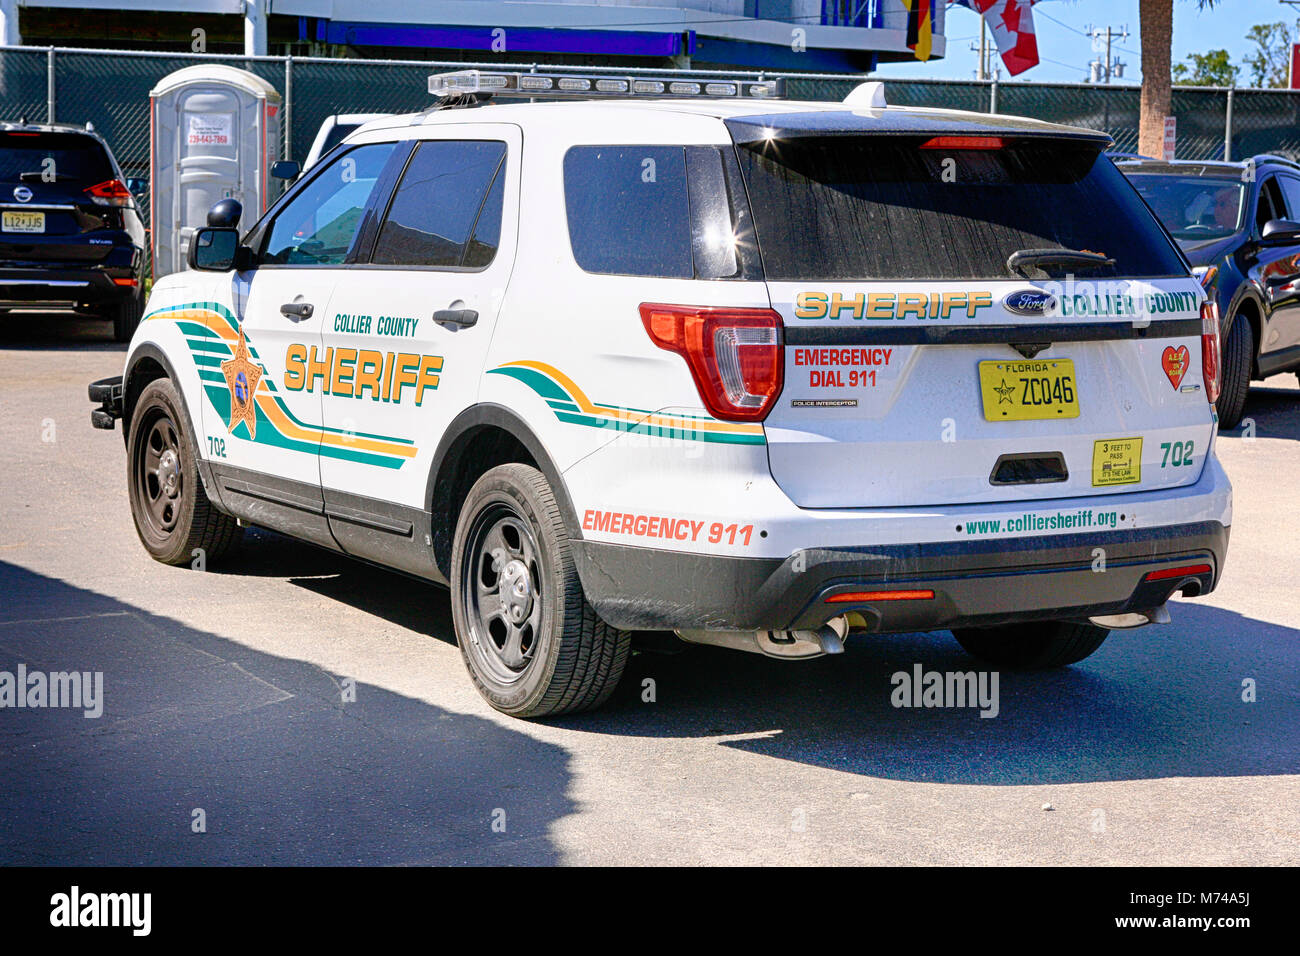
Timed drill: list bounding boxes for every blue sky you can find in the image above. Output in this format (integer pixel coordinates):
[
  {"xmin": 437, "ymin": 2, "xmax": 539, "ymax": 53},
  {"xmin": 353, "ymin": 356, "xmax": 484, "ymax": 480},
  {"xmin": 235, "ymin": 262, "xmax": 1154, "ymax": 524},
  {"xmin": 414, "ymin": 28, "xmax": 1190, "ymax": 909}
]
[{"xmin": 873, "ymin": 0, "xmax": 1296, "ymax": 84}]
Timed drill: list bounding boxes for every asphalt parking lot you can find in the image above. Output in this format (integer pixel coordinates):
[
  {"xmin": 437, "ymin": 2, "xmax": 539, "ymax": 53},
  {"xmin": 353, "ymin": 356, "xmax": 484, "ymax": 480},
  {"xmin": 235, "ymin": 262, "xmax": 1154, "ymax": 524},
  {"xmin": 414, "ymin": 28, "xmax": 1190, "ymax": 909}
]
[{"xmin": 1, "ymin": 312, "xmax": 1297, "ymax": 866}]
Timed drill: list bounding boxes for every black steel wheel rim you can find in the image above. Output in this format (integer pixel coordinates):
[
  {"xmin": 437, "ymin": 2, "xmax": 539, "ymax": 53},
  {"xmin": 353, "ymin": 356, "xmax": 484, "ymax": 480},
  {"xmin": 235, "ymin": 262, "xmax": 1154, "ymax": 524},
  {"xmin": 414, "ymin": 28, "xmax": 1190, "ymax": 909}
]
[
  {"xmin": 461, "ymin": 502, "xmax": 544, "ymax": 685},
  {"xmin": 135, "ymin": 410, "xmax": 183, "ymax": 539}
]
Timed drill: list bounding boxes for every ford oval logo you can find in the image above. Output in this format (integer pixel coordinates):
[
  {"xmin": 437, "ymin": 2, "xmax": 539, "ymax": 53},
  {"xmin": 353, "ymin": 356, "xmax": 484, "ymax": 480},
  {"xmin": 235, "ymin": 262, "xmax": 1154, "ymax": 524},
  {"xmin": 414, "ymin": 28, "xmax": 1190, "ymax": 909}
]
[
  {"xmin": 1003, "ymin": 289, "xmax": 1057, "ymax": 317},
  {"xmin": 12, "ymin": 186, "xmax": 32, "ymax": 203}
]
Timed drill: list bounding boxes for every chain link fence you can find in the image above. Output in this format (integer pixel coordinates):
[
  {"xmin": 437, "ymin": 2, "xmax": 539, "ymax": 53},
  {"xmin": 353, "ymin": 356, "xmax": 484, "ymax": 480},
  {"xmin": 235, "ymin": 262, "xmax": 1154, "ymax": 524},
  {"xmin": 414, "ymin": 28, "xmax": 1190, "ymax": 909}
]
[{"xmin": 5, "ymin": 44, "xmax": 1300, "ymax": 266}]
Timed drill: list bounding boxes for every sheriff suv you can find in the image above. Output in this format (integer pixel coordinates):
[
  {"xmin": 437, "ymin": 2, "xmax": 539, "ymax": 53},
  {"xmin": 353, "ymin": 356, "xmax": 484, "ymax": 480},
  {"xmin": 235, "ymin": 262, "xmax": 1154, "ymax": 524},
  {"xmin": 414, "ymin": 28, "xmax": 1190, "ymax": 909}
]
[
  {"xmin": 1, "ymin": 120, "xmax": 146, "ymax": 341},
  {"xmin": 89, "ymin": 72, "xmax": 1232, "ymax": 718}
]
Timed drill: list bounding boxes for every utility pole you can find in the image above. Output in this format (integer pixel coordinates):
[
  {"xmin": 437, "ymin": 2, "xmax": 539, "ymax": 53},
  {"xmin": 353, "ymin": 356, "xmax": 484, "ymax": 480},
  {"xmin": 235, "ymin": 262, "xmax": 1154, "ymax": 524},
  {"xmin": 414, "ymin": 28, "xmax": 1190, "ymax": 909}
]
[
  {"xmin": 972, "ymin": 18, "xmax": 998, "ymax": 81},
  {"xmin": 1087, "ymin": 24, "xmax": 1129, "ymax": 84}
]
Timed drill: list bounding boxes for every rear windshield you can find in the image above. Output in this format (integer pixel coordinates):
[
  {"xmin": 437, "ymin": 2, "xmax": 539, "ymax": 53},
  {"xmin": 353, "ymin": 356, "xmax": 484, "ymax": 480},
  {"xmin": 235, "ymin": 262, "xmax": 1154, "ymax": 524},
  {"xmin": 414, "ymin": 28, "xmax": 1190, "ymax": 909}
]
[
  {"xmin": 0, "ymin": 132, "xmax": 113, "ymax": 186},
  {"xmin": 734, "ymin": 136, "xmax": 1186, "ymax": 281},
  {"xmin": 1125, "ymin": 173, "xmax": 1245, "ymax": 241}
]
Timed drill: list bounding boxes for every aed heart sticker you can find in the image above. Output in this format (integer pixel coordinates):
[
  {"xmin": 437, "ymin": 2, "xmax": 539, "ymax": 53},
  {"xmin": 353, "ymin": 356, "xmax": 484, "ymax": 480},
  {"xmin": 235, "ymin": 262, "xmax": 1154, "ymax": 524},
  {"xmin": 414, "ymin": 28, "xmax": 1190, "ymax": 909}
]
[{"xmin": 1162, "ymin": 345, "xmax": 1190, "ymax": 390}]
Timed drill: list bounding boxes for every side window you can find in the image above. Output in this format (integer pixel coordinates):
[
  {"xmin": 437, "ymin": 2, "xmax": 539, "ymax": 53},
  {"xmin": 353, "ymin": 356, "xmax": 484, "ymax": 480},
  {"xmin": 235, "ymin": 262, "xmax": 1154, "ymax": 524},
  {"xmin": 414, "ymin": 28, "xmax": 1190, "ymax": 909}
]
[
  {"xmin": 1257, "ymin": 176, "xmax": 1285, "ymax": 233},
  {"xmin": 371, "ymin": 140, "xmax": 506, "ymax": 268},
  {"xmin": 261, "ymin": 143, "xmax": 395, "ymax": 265},
  {"xmin": 564, "ymin": 146, "xmax": 692, "ymax": 278},
  {"xmin": 1277, "ymin": 176, "xmax": 1300, "ymax": 223}
]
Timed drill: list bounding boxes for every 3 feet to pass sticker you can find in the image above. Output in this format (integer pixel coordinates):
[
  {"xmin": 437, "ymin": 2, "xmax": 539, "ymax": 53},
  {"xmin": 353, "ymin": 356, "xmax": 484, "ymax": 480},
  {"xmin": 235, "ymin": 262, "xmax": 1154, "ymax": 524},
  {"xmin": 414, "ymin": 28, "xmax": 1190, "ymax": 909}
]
[{"xmin": 1093, "ymin": 437, "xmax": 1142, "ymax": 486}]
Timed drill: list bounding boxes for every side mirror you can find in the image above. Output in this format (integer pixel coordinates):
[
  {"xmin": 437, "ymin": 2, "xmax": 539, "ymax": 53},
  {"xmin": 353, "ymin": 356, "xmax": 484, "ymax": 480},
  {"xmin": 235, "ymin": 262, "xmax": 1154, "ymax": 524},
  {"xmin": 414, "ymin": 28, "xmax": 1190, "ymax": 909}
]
[
  {"xmin": 126, "ymin": 177, "xmax": 147, "ymax": 197},
  {"xmin": 1261, "ymin": 218, "xmax": 1300, "ymax": 243},
  {"xmin": 207, "ymin": 198, "xmax": 242, "ymax": 228},
  {"xmin": 188, "ymin": 227, "xmax": 241, "ymax": 272},
  {"xmin": 271, "ymin": 160, "xmax": 300, "ymax": 180}
]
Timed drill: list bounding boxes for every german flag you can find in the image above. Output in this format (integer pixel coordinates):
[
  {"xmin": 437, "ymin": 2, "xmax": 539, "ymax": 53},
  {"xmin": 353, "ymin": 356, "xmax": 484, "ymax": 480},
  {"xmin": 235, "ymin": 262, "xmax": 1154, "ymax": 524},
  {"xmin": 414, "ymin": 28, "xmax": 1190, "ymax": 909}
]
[{"xmin": 903, "ymin": 0, "xmax": 933, "ymax": 61}]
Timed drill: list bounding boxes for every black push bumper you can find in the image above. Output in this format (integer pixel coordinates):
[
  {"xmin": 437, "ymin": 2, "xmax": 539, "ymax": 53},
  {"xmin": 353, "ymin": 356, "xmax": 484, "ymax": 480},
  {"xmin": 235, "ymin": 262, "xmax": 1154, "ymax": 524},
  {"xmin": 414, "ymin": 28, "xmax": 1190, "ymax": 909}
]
[
  {"xmin": 88, "ymin": 375, "xmax": 123, "ymax": 430},
  {"xmin": 573, "ymin": 521, "xmax": 1229, "ymax": 632}
]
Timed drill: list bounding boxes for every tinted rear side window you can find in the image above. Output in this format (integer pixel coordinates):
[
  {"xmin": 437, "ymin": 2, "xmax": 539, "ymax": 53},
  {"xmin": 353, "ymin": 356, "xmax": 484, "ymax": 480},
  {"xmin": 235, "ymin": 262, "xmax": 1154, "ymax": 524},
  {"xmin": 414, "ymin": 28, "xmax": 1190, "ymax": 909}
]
[
  {"xmin": 372, "ymin": 140, "xmax": 506, "ymax": 268},
  {"xmin": 565, "ymin": 146, "xmax": 692, "ymax": 277},
  {"xmin": 0, "ymin": 132, "xmax": 113, "ymax": 186},
  {"xmin": 734, "ymin": 136, "xmax": 1186, "ymax": 280}
]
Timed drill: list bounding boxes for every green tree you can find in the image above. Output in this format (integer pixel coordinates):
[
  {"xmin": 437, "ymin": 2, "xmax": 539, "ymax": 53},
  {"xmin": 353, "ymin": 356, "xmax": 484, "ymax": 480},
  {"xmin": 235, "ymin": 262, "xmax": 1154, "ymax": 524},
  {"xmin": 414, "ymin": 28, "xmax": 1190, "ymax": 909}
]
[
  {"xmin": 1243, "ymin": 20, "xmax": 1296, "ymax": 88},
  {"xmin": 1172, "ymin": 48, "xmax": 1239, "ymax": 86}
]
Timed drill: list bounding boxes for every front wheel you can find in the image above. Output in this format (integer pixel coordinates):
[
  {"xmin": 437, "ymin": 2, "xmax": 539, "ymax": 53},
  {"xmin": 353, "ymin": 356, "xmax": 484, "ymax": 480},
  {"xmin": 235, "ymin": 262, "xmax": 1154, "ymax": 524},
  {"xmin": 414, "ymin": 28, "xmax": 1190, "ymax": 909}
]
[
  {"xmin": 126, "ymin": 377, "xmax": 241, "ymax": 565},
  {"xmin": 951, "ymin": 621, "xmax": 1110, "ymax": 669},
  {"xmin": 450, "ymin": 463, "xmax": 631, "ymax": 718},
  {"xmin": 1216, "ymin": 313, "xmax": 1253, "ymax": 430}
]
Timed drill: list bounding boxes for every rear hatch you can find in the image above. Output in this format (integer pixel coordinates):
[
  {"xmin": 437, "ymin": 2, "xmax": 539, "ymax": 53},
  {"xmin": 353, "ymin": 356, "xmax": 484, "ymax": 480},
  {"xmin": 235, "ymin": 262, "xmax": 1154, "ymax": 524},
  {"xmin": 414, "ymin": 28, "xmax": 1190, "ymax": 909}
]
[
  {"xmin": 0, "ymin": 130, "xmax": 123, "ymax": 264},
  {"xmin": 727, "ymin": 114, "xmax": 1213, "ymax": 508}
]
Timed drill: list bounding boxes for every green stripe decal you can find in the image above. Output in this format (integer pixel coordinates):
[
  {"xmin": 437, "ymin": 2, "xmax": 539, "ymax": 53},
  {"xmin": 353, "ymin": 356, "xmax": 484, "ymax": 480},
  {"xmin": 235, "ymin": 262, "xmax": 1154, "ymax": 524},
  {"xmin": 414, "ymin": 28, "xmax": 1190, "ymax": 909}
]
[{"xmin": 490, "ymin": 365, "xmax": 765, "ymax": 445}]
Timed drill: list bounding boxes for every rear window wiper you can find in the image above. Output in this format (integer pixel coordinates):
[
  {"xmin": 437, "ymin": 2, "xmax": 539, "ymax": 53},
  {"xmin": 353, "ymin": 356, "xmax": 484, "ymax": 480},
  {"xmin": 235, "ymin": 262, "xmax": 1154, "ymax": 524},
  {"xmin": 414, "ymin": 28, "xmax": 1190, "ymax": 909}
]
[
  {"xmin": 17, "ymin": 170, "xmax": 78, "ymax": 183},
  {"xmin": 1007, "ymin": 247, "xmax": 1116, "ymax": 278}
]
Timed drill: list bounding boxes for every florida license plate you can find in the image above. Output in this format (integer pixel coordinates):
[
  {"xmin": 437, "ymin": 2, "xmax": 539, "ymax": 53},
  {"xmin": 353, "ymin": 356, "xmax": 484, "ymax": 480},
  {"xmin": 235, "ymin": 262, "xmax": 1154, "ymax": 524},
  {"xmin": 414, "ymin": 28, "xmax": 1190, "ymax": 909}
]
[
  {"xmin": 2, "ymin": 210, "xmax": 45, "ymax": 233},
  {"xmin": 979, "ymin": 359, "xmax": 1080, "ymax": 421}
]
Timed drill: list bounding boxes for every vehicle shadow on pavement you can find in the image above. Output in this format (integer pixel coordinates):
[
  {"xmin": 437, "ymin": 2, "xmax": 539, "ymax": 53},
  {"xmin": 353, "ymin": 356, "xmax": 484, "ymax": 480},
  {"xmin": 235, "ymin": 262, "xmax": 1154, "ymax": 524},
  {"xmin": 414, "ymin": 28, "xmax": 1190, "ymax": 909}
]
[
  {"xmin": 1220, "ymin": 382, "xmax": 1300, "ymax": 442},
  {"xmin": 0, "ymin": 560, "xmax": 570, "ymax": 865},
  {"xmin": 205, "ymin": 528, "xmax": 1300, "ymax": 787},
  {"xmin": 0, "ymin": 311, "xmax": 126, "ymax": 352},
  {"xmin": 570, "ymin": 600, "xmax": 1300, "ymax": 785}
]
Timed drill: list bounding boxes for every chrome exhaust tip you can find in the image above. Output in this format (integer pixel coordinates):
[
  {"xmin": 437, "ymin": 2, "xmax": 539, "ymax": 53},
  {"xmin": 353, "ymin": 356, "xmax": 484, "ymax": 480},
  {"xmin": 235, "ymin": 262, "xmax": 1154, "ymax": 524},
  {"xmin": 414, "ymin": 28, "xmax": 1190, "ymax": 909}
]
[{"xmin": 1089, "ymin": 604, "xmax": 1171, "ymax": 629}]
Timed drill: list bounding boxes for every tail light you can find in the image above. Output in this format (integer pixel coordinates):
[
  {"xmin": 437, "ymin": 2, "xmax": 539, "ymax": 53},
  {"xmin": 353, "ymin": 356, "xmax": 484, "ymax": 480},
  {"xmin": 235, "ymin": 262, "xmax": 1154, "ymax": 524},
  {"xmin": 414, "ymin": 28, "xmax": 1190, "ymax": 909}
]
[
  {"xmin": 639, "ymin": 303, "xmax": 783, "ymax": 422},
  {"xmin": 84, "ymin": 179, "xmax": 132, "ymax": 208},
  {"xmin": 1201, "ymin": 299, "xmax": 1221, "ymax": 405}
]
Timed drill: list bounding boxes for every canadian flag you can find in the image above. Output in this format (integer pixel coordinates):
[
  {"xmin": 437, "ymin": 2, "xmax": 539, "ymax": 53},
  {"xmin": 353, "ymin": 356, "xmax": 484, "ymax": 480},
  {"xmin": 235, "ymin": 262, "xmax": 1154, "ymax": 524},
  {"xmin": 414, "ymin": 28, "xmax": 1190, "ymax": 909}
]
[{"xmin": 953, "ymin": 0, "xmax": 1040, "ymax": 76}]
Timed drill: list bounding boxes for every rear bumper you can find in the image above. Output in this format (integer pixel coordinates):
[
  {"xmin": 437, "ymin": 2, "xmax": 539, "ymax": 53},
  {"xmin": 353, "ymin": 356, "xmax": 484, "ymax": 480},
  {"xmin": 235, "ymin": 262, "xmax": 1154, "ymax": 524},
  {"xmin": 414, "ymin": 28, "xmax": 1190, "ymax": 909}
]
[
  {"xmin": 0, "ymin": 267, "xmax": 137, "ymax": 308},
  {"xmin": 574, "ymin": 520, "xmax": 1229, "ymax": 632}
]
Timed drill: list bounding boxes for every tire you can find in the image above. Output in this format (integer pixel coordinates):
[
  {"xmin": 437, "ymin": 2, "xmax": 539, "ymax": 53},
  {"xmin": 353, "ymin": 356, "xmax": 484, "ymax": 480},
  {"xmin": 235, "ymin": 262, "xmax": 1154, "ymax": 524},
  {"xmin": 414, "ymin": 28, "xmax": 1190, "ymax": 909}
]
[
  {"xmin": 450, "ymin": 463, "xmax": 631, "ymax": 718},
  {"xmin": 110, "ymin": 288, "xmax": 143, "ymax": 343},
  {"xmin": 126, "ymin": 377, "xmax": 241, "ymax": 566},
  {"xmin": 951, "ymin": 621, "xmax": 1110, "ymax": 669},
  {"xmin": 1216, "ymin": 313, "xmax": 1253, "ymax": 430}
]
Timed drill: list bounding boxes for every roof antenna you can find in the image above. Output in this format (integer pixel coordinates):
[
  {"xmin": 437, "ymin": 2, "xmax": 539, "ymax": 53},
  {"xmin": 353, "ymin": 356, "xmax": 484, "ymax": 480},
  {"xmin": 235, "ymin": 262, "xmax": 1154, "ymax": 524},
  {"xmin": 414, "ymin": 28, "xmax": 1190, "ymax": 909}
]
[{"xmin": 18, "ymin": 115, "xmax": 27, "ymax": 125}]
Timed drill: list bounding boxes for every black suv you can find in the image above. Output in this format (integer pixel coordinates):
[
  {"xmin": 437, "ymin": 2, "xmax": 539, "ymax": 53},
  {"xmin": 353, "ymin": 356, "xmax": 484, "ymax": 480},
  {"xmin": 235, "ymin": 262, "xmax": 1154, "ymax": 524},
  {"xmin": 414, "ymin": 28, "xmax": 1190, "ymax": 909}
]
[
  {"xmin": 1120, "ymin": 155, "xmax": 1300, "ymax": 429},
  {"xmin": 0, "ymin": 121, "xmax": 146, "ymax": 341}
]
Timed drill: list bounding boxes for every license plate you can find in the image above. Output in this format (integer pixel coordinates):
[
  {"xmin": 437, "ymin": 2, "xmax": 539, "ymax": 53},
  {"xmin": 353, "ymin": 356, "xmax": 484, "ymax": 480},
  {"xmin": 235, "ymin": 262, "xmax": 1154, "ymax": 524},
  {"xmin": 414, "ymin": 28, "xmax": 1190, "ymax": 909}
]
[
  {"xmin": 979, "ymin": 359, "xmax": 1080, "ymax": 421},
  {"xmin": 1093, "ymin": 437, "xmax": 1142, "ymax": 486},
  {"xmin": 2, "ymin": 210, "xmax": 45, "ymax": 233}
]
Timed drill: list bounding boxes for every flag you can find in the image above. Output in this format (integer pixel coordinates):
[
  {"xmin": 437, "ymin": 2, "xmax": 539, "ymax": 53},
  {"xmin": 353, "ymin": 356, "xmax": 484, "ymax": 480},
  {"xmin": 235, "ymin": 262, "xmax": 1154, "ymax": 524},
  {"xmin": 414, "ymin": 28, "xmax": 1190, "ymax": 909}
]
[
  {"xmin": 903, "ymin": 0, "xmax": 934, "ymax": 62},
  {"xmin": 953, "ymin": 0, "xmax": 1040, "ymax": 76}
]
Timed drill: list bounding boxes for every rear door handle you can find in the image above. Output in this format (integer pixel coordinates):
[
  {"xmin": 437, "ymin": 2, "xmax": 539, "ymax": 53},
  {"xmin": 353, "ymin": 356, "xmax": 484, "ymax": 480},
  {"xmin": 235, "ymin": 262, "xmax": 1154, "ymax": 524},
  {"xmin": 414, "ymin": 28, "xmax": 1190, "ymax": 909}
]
[
  {"xmin": 433, "ymin": 308, "xmax": 478, "ymax": 328},
  {"xmin": 280, "ymin": 301, "xmax": 314, "ymax": 320}
]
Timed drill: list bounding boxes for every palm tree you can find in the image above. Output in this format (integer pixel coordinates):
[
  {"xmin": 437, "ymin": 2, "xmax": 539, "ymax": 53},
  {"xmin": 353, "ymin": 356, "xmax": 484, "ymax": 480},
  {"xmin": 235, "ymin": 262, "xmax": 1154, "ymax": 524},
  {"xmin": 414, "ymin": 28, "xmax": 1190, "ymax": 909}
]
[{"xmin": 1139, "ymin": 0, "xmax": 1219, "ymax": 158}]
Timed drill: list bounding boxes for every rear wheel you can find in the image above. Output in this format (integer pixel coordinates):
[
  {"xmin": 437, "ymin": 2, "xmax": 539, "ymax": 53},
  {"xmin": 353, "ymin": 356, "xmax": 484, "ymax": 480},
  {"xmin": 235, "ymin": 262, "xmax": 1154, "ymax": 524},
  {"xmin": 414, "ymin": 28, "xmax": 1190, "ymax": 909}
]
[
  {"xmin": 1216, "ymin": 313, "xmax": 1253, "ymax": 430},
  {"xmin": 109, "ymin": 288, "xmax": 143, "ymax": 343},
  {"xmin": 951, "ymin": 621, "xmax": 1110, "ymax": 669},
  {"xmin": 127, "ymin": 377, "xmax": 240, "ymax": 565},
  {"xmin": 450, "ymin": 463, "xmax": 631, "ymax": 718}
]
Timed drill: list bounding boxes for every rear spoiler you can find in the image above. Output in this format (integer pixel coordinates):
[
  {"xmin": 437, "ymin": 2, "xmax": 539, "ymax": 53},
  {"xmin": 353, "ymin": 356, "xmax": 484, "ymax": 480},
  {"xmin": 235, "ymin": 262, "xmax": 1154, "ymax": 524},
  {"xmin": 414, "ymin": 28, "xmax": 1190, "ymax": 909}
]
[{"xmin": 725, "ymin": 111, "xmax": 1113, "ymax": 148}]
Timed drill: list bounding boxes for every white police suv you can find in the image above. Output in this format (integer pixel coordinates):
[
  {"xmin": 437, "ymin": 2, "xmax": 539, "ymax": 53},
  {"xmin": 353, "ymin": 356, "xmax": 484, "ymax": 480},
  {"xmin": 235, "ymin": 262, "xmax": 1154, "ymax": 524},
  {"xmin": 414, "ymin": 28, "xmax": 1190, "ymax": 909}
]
[{"xmin": 90, "ymin": 71, "xmax": 1232, "ymax": 717}]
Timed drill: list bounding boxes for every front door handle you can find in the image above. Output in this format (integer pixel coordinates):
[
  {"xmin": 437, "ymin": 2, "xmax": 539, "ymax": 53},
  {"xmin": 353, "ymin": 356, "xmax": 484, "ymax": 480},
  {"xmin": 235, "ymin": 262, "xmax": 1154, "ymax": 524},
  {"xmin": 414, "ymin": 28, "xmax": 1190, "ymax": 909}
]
[
  {"xmin": 434, "ymin": 308, "xmax": 478, "ymax": 328},
  {"xmin": 280, "ymin": 301, "xmax": 314, "ymax": 320}
]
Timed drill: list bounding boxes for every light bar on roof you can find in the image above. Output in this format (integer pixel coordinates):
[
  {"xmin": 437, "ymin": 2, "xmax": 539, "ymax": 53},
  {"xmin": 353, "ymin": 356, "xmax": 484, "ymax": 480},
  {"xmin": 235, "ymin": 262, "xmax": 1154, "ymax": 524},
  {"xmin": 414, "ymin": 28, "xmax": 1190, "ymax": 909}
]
[{"xmin": 427, "ymin": 70, "xmax": 783, "ymax": 101}]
